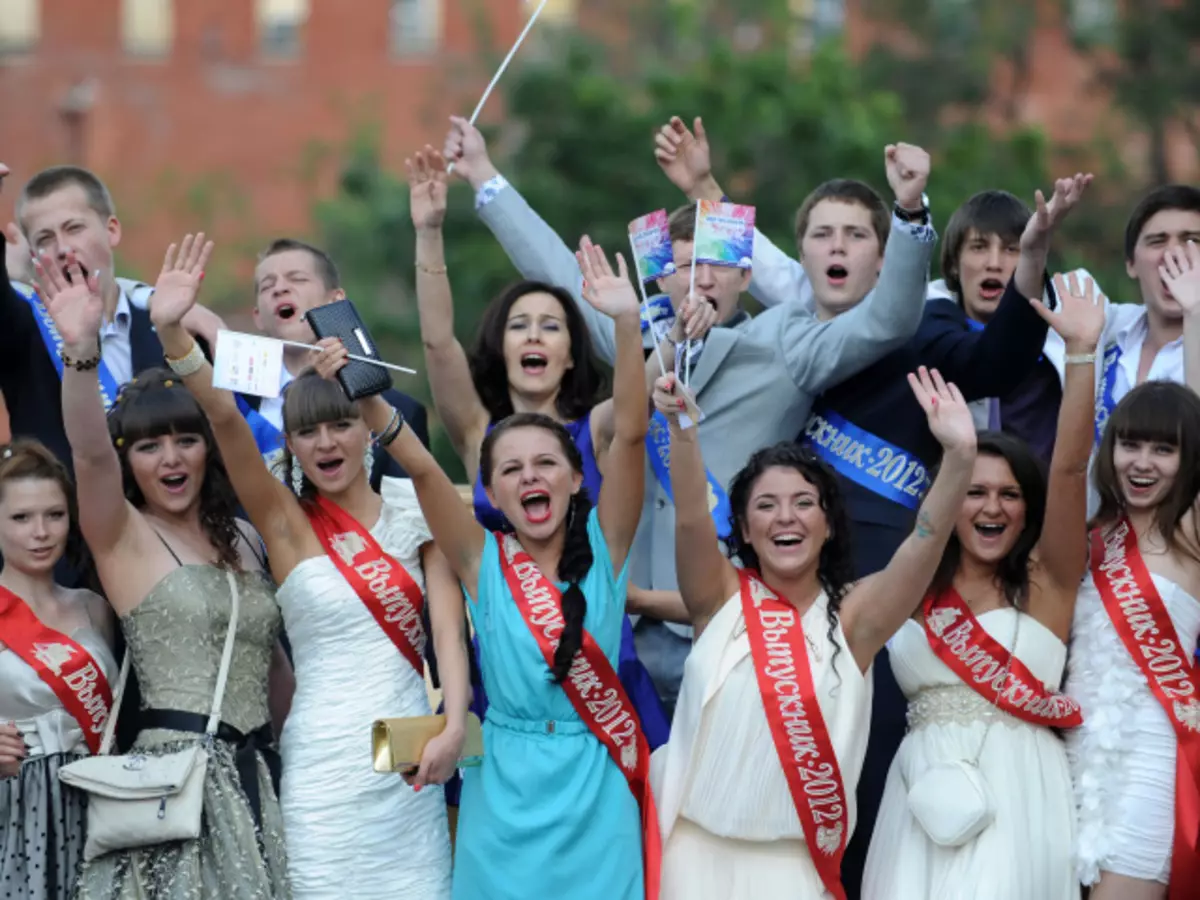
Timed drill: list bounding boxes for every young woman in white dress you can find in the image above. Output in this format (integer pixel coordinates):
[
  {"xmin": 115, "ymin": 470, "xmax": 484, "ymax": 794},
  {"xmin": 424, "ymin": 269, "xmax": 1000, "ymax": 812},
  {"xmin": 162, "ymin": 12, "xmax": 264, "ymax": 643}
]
[
  {"xmin": 1066, "ymin": 244, "xmax": 1200, "ymax": 900},
  {"xmin": 148, "ymin": 236, "xmax": 470, "ymax": 899},
  {"xmin": 648, "ymin": 366, "xmax": 977, "ymax": 899},
  {"xmin": 861, "ymin": 269, "xmax": 1105, "ymax": 900}
]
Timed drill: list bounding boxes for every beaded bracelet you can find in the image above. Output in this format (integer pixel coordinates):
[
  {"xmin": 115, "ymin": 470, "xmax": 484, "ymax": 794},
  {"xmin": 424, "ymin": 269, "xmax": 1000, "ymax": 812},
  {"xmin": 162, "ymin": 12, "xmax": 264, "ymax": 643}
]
[{"xmin": 60, "ymin": 347, "xmax": 102, "ymax": 371}]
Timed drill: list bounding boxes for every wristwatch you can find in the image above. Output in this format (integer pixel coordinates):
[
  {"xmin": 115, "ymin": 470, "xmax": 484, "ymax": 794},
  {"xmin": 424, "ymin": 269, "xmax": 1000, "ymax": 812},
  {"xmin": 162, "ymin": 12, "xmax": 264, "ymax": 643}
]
[{"xmin": 894, "ymin": 192, "xmax": 930, "ymax": 224}]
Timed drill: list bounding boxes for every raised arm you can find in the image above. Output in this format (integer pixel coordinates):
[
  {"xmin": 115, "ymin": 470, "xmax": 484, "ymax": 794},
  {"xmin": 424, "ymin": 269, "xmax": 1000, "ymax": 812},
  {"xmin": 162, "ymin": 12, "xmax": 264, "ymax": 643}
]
[
  {"xmin": 840, "ymin": 368, "xmax": 977, "ymax": 671},
  {"xmin": 1161, "ymin": 242, "xmax": 1200, "ymax": 396},
  {"xmin": 147, "ymin": 237, "xmax": 307, "ymax": 566},
  {"xmin": 774, "ymin": 144, "xmax": 935, "ymax": 393},
  {"xmin": 1025, "ymin": 272, "xmax": 1106, "ymax": 636},
  {"xmin": 407, "ymin": 147, "xmax": 491, "ymax": 473},
  {"xmin": 652, "ymin": 115, "xmax": 812, "ymax": 312},
  {"xmin": 444, "ymin": 118, "xmax": 619, "ymax": 365},
  {"xmin": 33, "ymin": 254, "xmax": 133, "ymax": 558},
  {"xmin": 576, "ymin": 238, "xmax": 647, "ymax": 571},
  {"xmin": 0, "ymin": 165, "xmax": 42, "ymax": 363},
  {"xmin": 651, "ymin": 374, "xmax": 737, "ymax": 635}
]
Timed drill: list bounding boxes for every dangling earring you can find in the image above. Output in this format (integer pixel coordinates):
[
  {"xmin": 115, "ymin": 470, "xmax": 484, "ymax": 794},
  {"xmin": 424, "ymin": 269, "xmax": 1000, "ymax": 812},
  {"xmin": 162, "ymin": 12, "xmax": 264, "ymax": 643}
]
[
  {"xmin": 362, "ymin": 442, "xmax": 375, "ymax": 484},
  {"xmin": 290, "ymin": 455, "xmax": 304, "ymax": 496}
]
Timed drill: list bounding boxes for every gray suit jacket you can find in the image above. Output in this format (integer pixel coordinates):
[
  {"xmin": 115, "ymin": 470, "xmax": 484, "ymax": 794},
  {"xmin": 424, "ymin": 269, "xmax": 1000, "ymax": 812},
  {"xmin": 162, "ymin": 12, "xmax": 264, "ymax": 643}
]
[{"xmin": 477, "ymin": 184, "xmax": 934, "ymax": 635}]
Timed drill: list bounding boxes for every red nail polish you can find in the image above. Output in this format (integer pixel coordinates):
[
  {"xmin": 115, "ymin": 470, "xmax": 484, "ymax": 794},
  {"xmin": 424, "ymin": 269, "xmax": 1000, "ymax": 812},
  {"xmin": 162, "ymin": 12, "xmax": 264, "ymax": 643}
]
[{"xmin": 413, "ymin": 784, "xmax": 422, "ymax": 793}]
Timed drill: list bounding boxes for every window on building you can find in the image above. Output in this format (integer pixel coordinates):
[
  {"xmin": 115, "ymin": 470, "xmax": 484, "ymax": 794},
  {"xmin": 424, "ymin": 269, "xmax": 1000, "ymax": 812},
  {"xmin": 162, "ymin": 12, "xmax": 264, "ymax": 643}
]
[
  {"xmin": 0, "ymin": 0, "xmax": 40, "ymax": 57},
  {"xmin": 258, "ymin": 0, "xmax": 310, "ymax": 59},
  {"xmin": 390, "ymin": 0, "xmax": 441, "ymax": 57},
  {"xmin": 122, "ymin": 0, "xmax": 174, "ymax": 58}
]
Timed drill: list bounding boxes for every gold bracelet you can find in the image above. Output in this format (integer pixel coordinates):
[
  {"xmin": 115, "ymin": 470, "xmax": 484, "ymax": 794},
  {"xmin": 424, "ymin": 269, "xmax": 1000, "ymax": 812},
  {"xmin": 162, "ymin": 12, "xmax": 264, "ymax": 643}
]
[
  {"xmin": 1064, "ymin": 352, "xmax": 1097, "ymax": 365},
  {"xmin": 415, "ymin": 261, "xmax": 448, "ymax": 275},
  {"xmin": 165, "ymin": 340, "xmax": 206, "ymax": 377}
]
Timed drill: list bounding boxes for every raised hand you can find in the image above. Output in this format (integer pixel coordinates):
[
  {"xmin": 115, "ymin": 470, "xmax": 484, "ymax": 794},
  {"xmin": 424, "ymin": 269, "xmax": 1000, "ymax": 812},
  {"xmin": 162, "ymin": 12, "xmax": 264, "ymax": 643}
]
[
  {"xmin": 908, "ymin": 367, "xmax": 976, "ymax": 455},
  {"xmin": 576, "ymin": 236, "xmax": 639, "ymax": 320},
  {"xmin": 312, "ymin": 336, "xmax": 349, "ymax": 381},
  {"xmin": 651, "ymin": 373, "xmax": 701, "ymax": 422},
  {"xmin": 148, "ymin": 234, "xmax": 213, "ymax": 331},
  {"xmin": 1, "ymin": 164, "xmax": 33, "ymax": 284},
  {"xmin": 406, "ymin": 146, "xmax": 448, "ymax": 231},
  {"xmin": 33, "ymin": 250, "xmax": 103, "ymax": 354},
  {"xmin": 668, "ymin": 293, "xmax": 719, "ymax": 343},
  {"xmin": 884, "ymin": 143, "xmax": 931, "ymax": 211},
  {"xmin": 654, "ymin": 116, "xmax": 712, "ymax": 198},
  {"xmin": 1032, "ymin": 271, "xmax": 1106, "ymax": 352},
  {"xmin": 1021, "ymin": 173, "xmax": 1093, "ymax": 251},
  {"xmin": 1161, "ymin": 241, "xmax": 1200, "ymax": 315},
  {"xmin": 442, "ymin": 116, "xmax": 498, "ymax": 188}
]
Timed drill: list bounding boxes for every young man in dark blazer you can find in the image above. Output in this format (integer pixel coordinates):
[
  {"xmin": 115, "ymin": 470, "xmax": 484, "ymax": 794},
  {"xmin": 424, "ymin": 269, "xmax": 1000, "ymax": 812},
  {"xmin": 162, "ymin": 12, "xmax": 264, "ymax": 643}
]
[{"xmin": 242, "ymin": 238, "xmax": 428, "ymax": 485}]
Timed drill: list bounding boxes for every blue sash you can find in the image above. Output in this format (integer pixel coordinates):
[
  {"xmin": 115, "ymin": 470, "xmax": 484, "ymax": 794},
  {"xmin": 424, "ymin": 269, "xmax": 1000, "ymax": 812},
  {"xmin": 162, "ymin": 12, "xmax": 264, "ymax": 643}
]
[
  {"xmin": 645, "ymin": 410, "xmax": 732, "ymax": 539},
  {"xmin": 640, "ymin": 294, "xmax": 674, "ymax": 340},
  {"xmin": 803, "ymin": 410, "xmax": 930, "ymax": 509},
  {"xmin": 1094, "ymin": 342, "xmax": 1122, "ymax": 446},
  {"xmin": 235, "ymin": 394, "xmax": 285, "ymax": 457},
  {"xmin": 13, "ymin": 282, "xmax": 120, "ymax": 410}
]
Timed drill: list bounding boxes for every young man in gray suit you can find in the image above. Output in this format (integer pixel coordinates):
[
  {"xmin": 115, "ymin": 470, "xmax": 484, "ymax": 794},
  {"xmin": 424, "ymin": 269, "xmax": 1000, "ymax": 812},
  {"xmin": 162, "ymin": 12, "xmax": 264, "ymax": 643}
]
[{"xmin": 443, "ymin": 118, "xmax": 935, "ymax": 716}]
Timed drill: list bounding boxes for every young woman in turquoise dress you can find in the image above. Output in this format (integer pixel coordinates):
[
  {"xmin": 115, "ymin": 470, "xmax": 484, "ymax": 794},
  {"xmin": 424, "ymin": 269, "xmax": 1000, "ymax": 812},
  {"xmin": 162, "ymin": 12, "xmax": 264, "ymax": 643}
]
[
  {"xmin": 314, "ymin": 235, "xmax": 654, "ymax": 899},
  {"xmin": 405, "ymin": 146, "xmax": 668, "ymax": 748}
]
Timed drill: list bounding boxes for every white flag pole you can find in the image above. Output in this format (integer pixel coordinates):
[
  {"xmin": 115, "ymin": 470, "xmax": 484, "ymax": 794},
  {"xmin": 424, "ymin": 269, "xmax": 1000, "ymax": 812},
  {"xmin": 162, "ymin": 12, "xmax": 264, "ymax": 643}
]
[
  {"xmin": 447, "ymin": 0, "xmax": 550, "ymax": 175},
  {"xmin": 684, "ymin": 198, "xmax": 700, "ymax": 386},
  {"xmin": 277, "ymin": 339, "xmax": 418, "ymax": 375},
  {"xmin": 629, "ymin": 233, "xmax": 669, "ymax": 379}
]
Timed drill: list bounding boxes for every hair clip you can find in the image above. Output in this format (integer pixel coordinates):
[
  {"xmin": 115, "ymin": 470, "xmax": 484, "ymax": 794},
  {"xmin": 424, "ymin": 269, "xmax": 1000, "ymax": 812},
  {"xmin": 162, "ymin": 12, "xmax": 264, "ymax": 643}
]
[
  {"xmin": 115, "ymin": 437, "xmax": 125, "ymax": 448},
  {"xmin": 163, "ymin": 379, "xmax": 175, "ymax": 388},
  {"xmin": 2, "ymin": 447, "xmax": 11, "ymax": 460}
]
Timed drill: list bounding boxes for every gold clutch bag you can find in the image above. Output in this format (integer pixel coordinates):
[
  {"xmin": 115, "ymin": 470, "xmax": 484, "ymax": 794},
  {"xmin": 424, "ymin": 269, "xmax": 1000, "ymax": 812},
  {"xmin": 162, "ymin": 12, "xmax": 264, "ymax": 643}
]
[{"xmin": 371, "ymin": 713, "xmax": 485, "ymax": 773}]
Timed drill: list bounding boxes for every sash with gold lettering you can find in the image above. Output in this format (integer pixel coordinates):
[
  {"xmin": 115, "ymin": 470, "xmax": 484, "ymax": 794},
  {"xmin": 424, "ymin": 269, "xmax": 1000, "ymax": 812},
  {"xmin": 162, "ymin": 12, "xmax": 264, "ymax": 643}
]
[
  {"xmin": 1090, "ymin": 520, "xmax": 1200, "ymax": 899},
  {"xmin": 496, "ymin": 533, "xmax": 661, "ymax": 900},
  {"xmin": 739, "ymin": 569, "xmax": 848, "ymax": 900},
  {"xmin": 305, "ymin": 496, "xmax": 426, "ymax": 675},
  {"xmin": 0, "ymin": 586, "xmax": 113, "ymax": 755},
  {"xmin": 921, "ymin": 588, "xmax": 1083, "ymax": 728}
]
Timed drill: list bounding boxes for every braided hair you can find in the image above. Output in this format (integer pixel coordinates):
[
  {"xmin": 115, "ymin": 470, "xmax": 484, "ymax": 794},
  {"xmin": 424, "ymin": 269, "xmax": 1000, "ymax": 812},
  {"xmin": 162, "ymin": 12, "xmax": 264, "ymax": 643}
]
[
  {"xmin": 726, "ymin": 442, "xmax": 855, "ymax": 673},
  {"xmin": 107, "ymin": 368, "xmax": 242, "ymax": 570},
  {"xmin": 480, "ymin": 412, "xmax": 593, "ymax": 684}
]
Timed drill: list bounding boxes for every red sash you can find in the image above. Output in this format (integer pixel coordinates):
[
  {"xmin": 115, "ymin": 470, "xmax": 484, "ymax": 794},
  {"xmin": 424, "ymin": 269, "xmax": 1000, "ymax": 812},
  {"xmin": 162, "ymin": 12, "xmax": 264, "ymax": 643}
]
[
  {"xmin": 495, "ymin": 532, "xmax": 660, "ymax": 900},
  {"xmin": 739, "ymin": 570, "xmax": 848, "ymax": 900},
  {"xmin": 1090, "ymin": 519, "xmax": 1200, "ymax": 899},
  {"xmin": 305, "ymin": 496, "xmax": 426, "ymax": 675},
  {"xmin": 921, "ymin": 588, "xmax": 1083, "ymax": 728},
  {"xmin": 0, "ymin": 586, "xmax": 113, "ymax": 754}
]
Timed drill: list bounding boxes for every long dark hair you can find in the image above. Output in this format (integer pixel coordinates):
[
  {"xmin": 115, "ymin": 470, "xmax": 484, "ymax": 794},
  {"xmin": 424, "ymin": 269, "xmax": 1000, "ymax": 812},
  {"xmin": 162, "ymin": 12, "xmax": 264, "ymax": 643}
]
[
  {"xmin": 0, "ymin": 438, "xmax": 88, "ymax": 575},
  {"xmin": 480, "ymin": 412, "xmax": 592, "ymax": 683},
  {"xmin": 107, "ymin": 368, "xmax": 241, "ymax": 570},
  {"xmin": 727, "ymin": 443, "xmax": 854, "ymax": 670},
  {"xmin": 930, "ymin": 431, "xmax": 1046, "ymax": 608},
  {"xmin": 1093, "ymin": 381, "xmax": 1200, "ymax": 561},
  {"xmin": 280, "ymin": 369, "xmax": 364, "ymax": 502},
  {"xmin": 468, "ymin": 280, "xmax": 606, "ymax": 422}
]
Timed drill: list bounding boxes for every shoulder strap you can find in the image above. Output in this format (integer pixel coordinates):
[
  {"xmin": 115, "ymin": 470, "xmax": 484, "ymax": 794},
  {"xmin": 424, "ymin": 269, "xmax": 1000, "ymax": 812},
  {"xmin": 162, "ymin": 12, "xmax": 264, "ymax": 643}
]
[{"xmin": 97, "ymin": 568, "xmax": 241, "ymax": 754}]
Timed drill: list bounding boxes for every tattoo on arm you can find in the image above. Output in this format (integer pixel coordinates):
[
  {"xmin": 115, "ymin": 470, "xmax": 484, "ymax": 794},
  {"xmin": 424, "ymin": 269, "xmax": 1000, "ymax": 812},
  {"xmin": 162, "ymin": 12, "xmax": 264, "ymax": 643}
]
[{"xmin": 915, "ymin": 511, "xmax": 935, "ymax": 539}]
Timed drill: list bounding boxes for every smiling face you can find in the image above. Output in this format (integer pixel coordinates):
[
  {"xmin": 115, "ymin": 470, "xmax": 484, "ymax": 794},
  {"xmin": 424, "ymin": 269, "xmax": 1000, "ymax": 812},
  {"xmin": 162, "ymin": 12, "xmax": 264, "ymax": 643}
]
[
  {"xmin": 1112, "ymin": 436, "xmax": 1181, "ymax": 511},
  {"xmin": 954, "ymin": 454, "xmax": 1027, "ymax": 566},
  {"xmin": 503, "ymin": 291, "xmax": 575, "ymax": 403},
  {"xmin": 955, "ymin": 229, "xmax": 1020, "ymax": 323},
  {"xmin": 740, "ymin": 466, "xmax": 830, "ymax": 582},
  {"xmin": 253, "ymin": 248, "xmax": 344, "ymax": 343},
  {"xmin": 21, "ymin": 183, "xmax": 120, "ymax": 296},
  {"xmin": 1126, "ymin": 208, "xmax": 1200, "ymax": 320},
  {"xmin": 286, "ymin": 415, "xmax": 371, "ymax": 496},
  {"xmin": 799, "ymin": 199, "xmax": 884, "ymax": 317},
  {"xmin": 484, "ymin": 425, "xmax": 583, "ymax": 542},
  {"xmin": 124, "ymin": 432, "xmax": 209, "ymax": 517},
  {"xmin": 0, "ymin": 478, "xmax": 70, "ymax": 576}
]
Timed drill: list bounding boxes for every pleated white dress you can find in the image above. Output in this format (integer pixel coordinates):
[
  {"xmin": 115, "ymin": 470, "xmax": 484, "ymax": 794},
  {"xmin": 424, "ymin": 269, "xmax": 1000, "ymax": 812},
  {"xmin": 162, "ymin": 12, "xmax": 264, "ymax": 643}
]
[
  {"xmin": 651, "ymin": 592, "xmax": 871, "ymax": 899},
  {"xmin": 861, "ymin": 610, "xmax": 1078, "ymax": 900},
  {"xmin": 1065, "ymin": 572, "xmax": 1200, "ymax": 886},
  {"xmin": 276, "ymin": 478, "xmax": 451, "ymax": 899}
]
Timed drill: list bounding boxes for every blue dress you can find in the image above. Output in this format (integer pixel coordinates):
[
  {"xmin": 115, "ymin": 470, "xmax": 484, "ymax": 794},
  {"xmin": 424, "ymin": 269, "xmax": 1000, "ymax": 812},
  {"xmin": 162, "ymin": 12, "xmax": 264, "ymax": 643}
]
[
  {"xmin": 470, "ymin": 413, "xmax": 669, "ymax": 750},
  {"xmin": 452, "ymin": 510, "xmax": 644, "ymax": 899}
]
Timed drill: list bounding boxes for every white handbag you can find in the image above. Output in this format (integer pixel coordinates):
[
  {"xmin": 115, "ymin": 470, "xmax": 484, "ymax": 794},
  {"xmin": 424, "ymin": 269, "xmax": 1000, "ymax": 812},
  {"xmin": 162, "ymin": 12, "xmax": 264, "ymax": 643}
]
[
  {"xmin": 904, "ymin": 612, "xmax": 1020, "ymax": 848},
  {"xmin": 59, "ymin": 570, "xmax": 240, "ymax": 862}
]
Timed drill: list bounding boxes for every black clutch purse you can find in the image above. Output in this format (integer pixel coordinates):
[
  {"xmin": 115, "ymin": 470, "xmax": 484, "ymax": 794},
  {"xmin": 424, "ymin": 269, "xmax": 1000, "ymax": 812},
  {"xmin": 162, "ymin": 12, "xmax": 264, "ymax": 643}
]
[{"xmin": 305, "ymin": 300, "xmax": 393, "ymax": 401}]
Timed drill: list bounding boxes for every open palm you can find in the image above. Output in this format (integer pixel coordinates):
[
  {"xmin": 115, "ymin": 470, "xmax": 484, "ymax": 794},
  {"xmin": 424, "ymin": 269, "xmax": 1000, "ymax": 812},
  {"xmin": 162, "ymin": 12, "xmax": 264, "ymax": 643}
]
[
  {"xmin": 406, "ymin": 146, "xmax": 448, "ymax": 230},
  {"xmin": 1161, "ymin": 242, "xmax": 1200, "ymax": 314},
  {"xmin": 1033, "ymin": 271, "xmax": 1106, "ymax": 349},
  {"xmin": 34, "ymin": 252, "xmax": 104, "ymax": 350},
  {"xmin": 654, "ymin": 116, "xmax": 711, "ymax": 196},
  {"xmin": 149, "ymin": 234, "xmax": 213, "ymax": 330},
  {"xmin": 576, "ymin": 236, "xmax": 639, "ymax": 320},
  {"xmin": 908, "ymin": 367, "xmax": 976, "ymax": 454}
]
